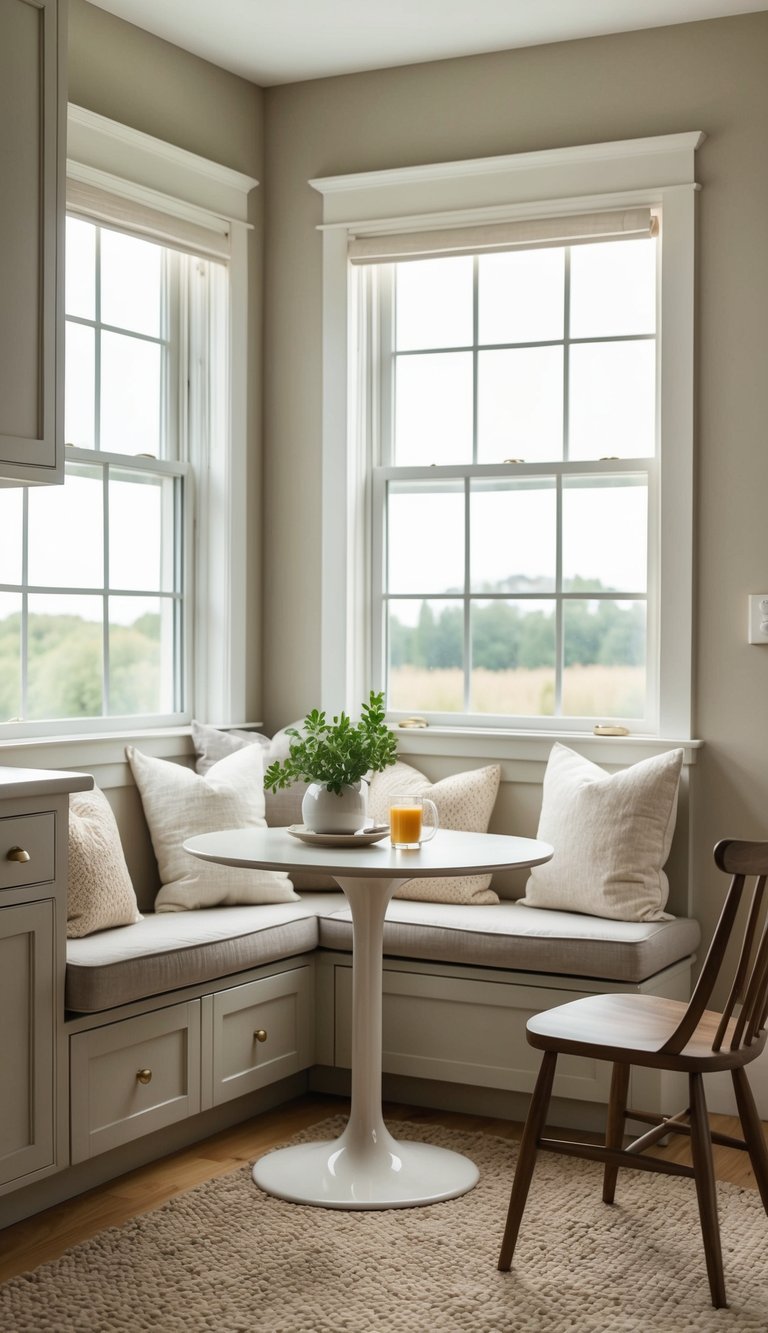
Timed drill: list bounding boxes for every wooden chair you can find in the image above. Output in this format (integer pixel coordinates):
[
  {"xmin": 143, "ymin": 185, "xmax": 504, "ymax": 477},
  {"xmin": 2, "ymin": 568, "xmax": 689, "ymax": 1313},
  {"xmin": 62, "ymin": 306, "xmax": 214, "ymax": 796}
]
[{"xmin": 498, "ymin": 839, "xmax": 768, "ymax": 1309}]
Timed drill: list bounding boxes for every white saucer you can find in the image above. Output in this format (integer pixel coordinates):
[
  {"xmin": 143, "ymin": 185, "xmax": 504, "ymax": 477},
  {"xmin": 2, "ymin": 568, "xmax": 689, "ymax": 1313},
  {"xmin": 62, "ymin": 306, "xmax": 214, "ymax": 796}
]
[{"xmin": 286, "ymin": 824, "xmax": 390, "ymax": 847}]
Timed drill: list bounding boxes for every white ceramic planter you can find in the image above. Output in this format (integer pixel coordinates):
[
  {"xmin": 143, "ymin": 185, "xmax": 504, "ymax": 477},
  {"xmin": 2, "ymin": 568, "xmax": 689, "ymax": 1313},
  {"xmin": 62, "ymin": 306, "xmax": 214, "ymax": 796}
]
[{"xmin": 301, "ymin": 780, "xmax": 368, "ymax": 834}]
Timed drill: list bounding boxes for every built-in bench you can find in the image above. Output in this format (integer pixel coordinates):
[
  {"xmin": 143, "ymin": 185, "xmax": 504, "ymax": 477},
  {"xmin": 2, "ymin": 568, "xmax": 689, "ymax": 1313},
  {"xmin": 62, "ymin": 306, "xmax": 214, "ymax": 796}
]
[{"xmin": 0, "ymin": 747, "xmax": 702, "ymax": 1229}]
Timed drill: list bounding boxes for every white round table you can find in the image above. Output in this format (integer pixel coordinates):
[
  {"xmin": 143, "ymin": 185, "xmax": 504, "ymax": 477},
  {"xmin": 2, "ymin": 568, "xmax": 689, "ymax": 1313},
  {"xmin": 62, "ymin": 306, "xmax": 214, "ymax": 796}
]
[{"xmin": 184, "ymin": 825, "xmax": 553, "ymax": 1210}]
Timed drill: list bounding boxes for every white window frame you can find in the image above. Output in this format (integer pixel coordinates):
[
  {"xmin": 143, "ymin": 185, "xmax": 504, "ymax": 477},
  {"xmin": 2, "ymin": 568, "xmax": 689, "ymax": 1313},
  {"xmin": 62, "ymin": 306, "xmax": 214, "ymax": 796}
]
[
  {"xmin": 310, "ymin": 132, "xmax": 703, "ymax": 748},
  {"xmin": 0, "ymin": 106, "xmax": 257, "ymax": 745}
]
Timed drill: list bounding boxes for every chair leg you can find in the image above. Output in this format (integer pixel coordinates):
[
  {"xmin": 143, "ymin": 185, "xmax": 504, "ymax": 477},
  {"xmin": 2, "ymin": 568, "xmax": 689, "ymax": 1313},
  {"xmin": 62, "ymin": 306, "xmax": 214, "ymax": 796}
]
[
  {"xmin": 602, "ymin": 1061, "xmax": 630, "ymax": 1204},
  {"xmin": 688, "ymin": 1072, "xmax": 727, "ymax": 1309},
  {"xmin": 498, "ymin": 1049, "xmax": 557, "ymax": 1272},
  {"xmin": 731, "ymin": 1066, "xmax": 768, "ymax": 1215}
]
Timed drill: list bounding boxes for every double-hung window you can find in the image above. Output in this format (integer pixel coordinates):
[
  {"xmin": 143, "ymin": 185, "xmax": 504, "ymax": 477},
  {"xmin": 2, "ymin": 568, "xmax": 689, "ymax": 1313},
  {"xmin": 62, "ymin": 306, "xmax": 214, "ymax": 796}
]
[
  {"xmin": 368, "ymin": 219, "xmax": 657, "ymax": 729},
  {"xmin": 0, "ymin": 219, "xmax": 195, "ymax": 728},
  {"xmin": 0, "ymin": 107, "xmax": 256, "ymax": 739},
  {"xmin": 312, "ymin": 133, "xmax": 702, "ymax": 740}
]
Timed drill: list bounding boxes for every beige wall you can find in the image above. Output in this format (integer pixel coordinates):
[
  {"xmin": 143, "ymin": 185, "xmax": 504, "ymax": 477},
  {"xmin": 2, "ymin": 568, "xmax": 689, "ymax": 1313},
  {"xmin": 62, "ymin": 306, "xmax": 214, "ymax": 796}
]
[
  {"xmin": 261, "ymin": 13, "xmax": 768, "ymax": 950},
  {"xmin": 68, "ymin": 0, "xmax": 266, "ymax": 720}
]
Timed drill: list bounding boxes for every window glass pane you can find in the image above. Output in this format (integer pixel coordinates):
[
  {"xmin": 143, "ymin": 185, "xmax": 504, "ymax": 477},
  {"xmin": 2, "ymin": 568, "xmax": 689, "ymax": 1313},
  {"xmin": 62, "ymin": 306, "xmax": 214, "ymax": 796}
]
[
  {"xmin": 65, "ymin": 321, "xmax": 95, "ymax": 449},
  {"xmin": 395, "ymin": 256, "xmax": 473, "ymax": 350},
  {"xmin": 101, "ymin": 230, "xmax": 162, "ymax": 338},
  {"xmin": 0, "ymin": 489, "xmax": 23, "ymax": 584},
  {"xmin": 569, "ymin": 340, "xmax": 655, "ymax": 460},
  {"xmin": 109, "ymin": 471, "xmax": 176, "ymax": 592},
  {"xmin": 26, "ymin": 595, "xmax": 103, "ymax": 720},
  {"xmin": 570, "ymin": 238, "xmax": 656, "ymax": 339},
  {"xmin": 388, "ymin": 482, "xmax": 464, "ymax": 594},
  {"xmin": 562, "ymin": 600, "xmax": 646, "ymax": 717},
  {"xmin": 387, "ymin": 598, "xmax": 464, "ymax": 711},
  {"xmin": 109, "ymin": 596, "xmax": 175, "ymax": 716},
  {"xmin": 477, "ymin": 347, "xmax": 563, "ymax": 463},
  {"xmin": 562, "ymin": 477, "xmax": 647, "ymax": 593},
  {"xmin": 101, "ymin": 331, "xmax": 162, "ymax": 455},
  {"xmin": 470, "ymin": 599, "xmax": 555, "ymax": 716},
  {"xmin": 470, "ymin": 479, "xmax": 556, "ymax": 592},
  {"xmin": 478, "ymin": 248, "xmax": 564, "ymax": 345},
  {"xmin": 395, "ymin": 352, "xmax": 472, "ymax": 464},
  {"xmin": 65, "ymin": 218, "xmax": 96, "ymax": 320},
  {"xmin": 27, "ymin": 467, "xmax": 103, "ymax": 588},
  {"xmin": 0, "ymin": 594, "xmax": 22, "ymax": 723}
]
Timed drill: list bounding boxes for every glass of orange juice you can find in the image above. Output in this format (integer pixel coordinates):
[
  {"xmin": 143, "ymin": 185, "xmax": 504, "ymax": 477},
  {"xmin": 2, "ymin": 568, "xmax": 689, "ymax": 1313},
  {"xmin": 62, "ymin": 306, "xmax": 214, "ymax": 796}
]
[{"xmin": 389, "ymin": 795, "xmax": 439, "ymax": 849}]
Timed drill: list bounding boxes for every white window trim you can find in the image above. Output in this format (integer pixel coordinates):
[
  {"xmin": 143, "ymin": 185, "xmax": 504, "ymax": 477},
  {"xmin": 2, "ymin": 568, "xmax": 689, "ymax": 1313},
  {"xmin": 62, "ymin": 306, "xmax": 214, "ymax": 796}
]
[
  {"xmin": 61, "ymin": 106, "xmax": 257, "ymax": 731},
  {"xmin": 310, "ymin": 132, "xmax": 703, "ymax": 751}
]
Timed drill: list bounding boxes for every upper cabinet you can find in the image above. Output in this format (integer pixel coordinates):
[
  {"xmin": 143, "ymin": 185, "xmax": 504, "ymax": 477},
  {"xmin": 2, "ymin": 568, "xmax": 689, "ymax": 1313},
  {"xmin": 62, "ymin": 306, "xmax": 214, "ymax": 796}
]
[{"xmin": 0, "ymin": 0, "xmax": 66, "ymax": 485}]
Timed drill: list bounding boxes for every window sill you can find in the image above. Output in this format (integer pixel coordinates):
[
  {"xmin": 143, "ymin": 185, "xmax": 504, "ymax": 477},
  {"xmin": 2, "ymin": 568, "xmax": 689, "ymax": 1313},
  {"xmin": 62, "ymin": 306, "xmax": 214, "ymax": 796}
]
[
  {"xmin": 0, "ymin": 727, "xmax": 197, "ymax": 775},
  {"xmin": 391, "ymin": 724, "xmax": 701, "ymax": 770}
]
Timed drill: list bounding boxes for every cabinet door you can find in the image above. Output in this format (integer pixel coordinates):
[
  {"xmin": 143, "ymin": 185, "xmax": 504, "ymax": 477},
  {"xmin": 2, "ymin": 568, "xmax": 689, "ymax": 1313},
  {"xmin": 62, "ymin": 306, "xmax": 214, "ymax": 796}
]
[
  {"xmin": 0, "ymin": 901, "xmax": 55, "ymax": 1191},
  {"xmin": 210, "ymin": 968, "xmax": 314, "ymax": 1107},
  {"xmin": 70, "ymin": 1002, "xmax": 201, "ymax": 1163},
  {"xmin": 0, "ymin": 0, "xmax": 65, "ymax": 483}
]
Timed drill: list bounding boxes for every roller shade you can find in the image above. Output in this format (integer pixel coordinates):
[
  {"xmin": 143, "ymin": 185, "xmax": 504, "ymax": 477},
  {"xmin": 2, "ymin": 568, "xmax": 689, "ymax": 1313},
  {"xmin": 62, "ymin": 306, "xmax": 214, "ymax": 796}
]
[
  {"xmin": 66, "ymin": 179, "xmax": 231, "ymax": 261},
  {"xmin": 348, "ymin": 207, "xmax": 658, "ymax": 264}
]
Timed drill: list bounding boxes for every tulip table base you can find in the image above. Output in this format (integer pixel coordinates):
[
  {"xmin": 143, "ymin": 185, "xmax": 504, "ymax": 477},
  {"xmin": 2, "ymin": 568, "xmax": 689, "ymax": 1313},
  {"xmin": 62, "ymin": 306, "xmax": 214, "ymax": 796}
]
[
  {"xmin": 253, "ymin": 872, "xmax": 479, "ymax": 1209},
  {"xmin": 252, "ymin": 1129, "xmax": 479, "ymax": 1210}
]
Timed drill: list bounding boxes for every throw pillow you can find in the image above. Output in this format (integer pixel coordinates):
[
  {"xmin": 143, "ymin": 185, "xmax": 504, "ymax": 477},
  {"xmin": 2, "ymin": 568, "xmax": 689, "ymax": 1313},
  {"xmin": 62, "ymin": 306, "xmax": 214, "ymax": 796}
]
[
  {"xmin": 126, "ymin": 743, "xmax": 299, "ymax": 911},
  {"xmin": 520, "ymin": 742, "xmax": 683, "ymax": 921},
  {"xmin": 68, "ymin": 787, "xmax": 142, "ymax": 938},
  {"xmin": 190, "ymin": 719, "xmax": 336, "ymax": 889},
  {"xmin": 368, "ymin": 760, "xmax": 501, "ymax": 904},
  {"xmin": 191, "ymin": 718, "xmax": 309, "ymax": 825}
]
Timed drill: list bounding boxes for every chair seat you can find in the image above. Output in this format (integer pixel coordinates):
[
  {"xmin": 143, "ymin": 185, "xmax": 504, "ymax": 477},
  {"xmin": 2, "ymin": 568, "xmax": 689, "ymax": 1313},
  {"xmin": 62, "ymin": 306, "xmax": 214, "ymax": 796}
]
[{"xmin": 527, "ymin": 991, "xmax": 767, "ymax": 1071}]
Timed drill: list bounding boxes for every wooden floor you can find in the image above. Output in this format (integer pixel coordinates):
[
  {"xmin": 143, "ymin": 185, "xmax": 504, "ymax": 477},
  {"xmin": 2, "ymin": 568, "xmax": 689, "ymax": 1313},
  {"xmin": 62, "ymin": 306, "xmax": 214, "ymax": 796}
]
[{"xmin": 1, "ymin": 1093, "xmax": 766, "ymax": 1284}]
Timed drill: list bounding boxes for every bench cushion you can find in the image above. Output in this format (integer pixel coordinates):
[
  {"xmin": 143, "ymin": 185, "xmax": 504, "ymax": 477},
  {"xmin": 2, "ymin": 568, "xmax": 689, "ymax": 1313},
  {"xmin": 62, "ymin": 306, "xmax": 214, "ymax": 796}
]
[
  {"xmin": 65, "ymin": 898, "xmax": 333, "ymax": 1013},
  {"xmin": 316, "ymin": 900, "xmax": 701, "ymax": 984}
]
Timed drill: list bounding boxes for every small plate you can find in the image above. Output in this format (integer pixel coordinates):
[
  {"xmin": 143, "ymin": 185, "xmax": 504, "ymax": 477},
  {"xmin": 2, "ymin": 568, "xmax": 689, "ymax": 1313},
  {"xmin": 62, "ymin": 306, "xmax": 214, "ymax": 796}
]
[{"xmin": 286, "ymin": 824, "xmax": 390, "ymax": 848}]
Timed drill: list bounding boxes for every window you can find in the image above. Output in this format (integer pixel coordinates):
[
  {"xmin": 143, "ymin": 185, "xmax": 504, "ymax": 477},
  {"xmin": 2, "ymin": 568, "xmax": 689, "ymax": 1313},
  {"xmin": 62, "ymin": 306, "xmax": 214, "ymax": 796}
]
[
  {"xmin": 370, "ymin": 231, "xmax": 657, "ymax": 728},
  {"xmin": 0, "ymin": 107, "xmax": 256, "ymax": 740},
  {"xmin": 311, "ymin": 133, "xmax": 702, "ymax": 740},
  {"xmin": 0, "ymin": 219, "xmax": 197, "ymax": 727}
]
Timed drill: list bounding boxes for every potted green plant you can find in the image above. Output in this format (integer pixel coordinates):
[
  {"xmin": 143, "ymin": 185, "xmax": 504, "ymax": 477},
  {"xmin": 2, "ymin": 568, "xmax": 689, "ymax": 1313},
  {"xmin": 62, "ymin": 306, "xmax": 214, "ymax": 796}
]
[{"xmin": 263, "ymin": 690, "xmax": 398, "ymax": 833}]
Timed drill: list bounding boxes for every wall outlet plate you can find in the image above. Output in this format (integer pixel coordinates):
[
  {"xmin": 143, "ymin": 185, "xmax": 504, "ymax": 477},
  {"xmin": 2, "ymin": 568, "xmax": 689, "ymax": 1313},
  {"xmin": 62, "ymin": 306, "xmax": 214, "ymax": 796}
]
[{"xmin": 748, "ymin": 595, "xmax": 768, "ymax": 644}]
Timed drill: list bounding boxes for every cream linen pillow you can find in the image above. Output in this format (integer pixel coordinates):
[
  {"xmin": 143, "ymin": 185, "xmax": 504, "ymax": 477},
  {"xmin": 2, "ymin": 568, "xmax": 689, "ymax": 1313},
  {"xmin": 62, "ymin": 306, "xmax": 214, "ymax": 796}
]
[
  {"xmin": 126, "ymin": 743, "xmax": 298, "ymax": 912},
  {"xmin": 369, "ymin": 760, "xmax": 501, "ymax": 904},
  {"xmin": 68, "ymin": 787, "xmax": 142, "ymax": 938},
  {"xmin": 520, "ymin": 742, "xmax": 683, "ymax": 921}
]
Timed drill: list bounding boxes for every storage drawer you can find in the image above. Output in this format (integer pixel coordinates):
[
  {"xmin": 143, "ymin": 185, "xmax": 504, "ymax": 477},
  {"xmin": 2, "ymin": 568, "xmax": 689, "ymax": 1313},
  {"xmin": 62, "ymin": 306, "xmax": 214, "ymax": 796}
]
[
  {"xmin": 0, "ymin": 813, "xmax": 55, "ymax": 892},
  {"xmin": 70, "ymin": 1001, "xmax": 201, "ymax": 1162},
  {"xmin": 210, "ymin": 967, "xmax": 313, "ymax": 1106},
  {"xmin": 334, "ymin": 965, "xmax": 613, "ymax": 1104}
]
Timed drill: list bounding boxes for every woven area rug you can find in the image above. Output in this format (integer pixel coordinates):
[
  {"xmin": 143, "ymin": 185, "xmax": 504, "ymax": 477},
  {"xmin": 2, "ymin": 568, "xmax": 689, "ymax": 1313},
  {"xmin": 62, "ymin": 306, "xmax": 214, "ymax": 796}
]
[{"xmin": 2, "ymin": 1116, "xmax": 767, "ymax": 1333}]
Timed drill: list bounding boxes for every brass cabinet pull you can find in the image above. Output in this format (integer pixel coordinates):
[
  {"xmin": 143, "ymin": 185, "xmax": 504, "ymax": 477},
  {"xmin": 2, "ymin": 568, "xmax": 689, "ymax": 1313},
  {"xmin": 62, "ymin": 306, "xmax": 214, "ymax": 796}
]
[
  {"xmin": 254, "ymin": 1029, "xmax": 268, "ymax": 1043},
  {"xmin": 6, "ymin": 846, "xmax": 31, "ymax": 863},
  {"xmin": 136, "ymin": 1068, "xmax": 152, "ymax": 1084}
]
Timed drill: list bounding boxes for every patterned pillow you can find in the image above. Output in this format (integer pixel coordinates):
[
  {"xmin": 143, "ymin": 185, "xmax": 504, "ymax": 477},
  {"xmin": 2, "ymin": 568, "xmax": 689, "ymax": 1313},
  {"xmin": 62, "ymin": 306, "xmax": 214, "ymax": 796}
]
[
  {"xmin": 368, "ymin": 760, "xmax": 501, "ymax": 904},
  {"xmin": 520, "ymin": 742, "xmax": 683, "ymax": 921},
  {"xmin": 68, "ymin": 787, "xmax": 142, "ymax": 937}
]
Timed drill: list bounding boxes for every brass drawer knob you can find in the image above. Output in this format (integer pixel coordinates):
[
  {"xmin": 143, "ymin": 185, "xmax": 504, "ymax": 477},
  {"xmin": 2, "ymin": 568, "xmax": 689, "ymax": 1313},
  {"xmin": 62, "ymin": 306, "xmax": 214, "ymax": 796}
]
[
  {"xmin": 254, "ymin": 1029, "xmax": 268, "ymax": 1043},
  {"xmin": 136, "ymin": 1068, "xmax": 153, "ymax": 1084},
  {"xmin": 6, "ymin": 846, "xmax": 31, "ymax": 864}
]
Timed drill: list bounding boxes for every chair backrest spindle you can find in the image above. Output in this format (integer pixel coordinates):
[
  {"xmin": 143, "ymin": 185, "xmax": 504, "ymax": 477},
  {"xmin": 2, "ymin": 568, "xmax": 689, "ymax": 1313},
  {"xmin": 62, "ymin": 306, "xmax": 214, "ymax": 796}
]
[{"xmin": 662, "ymin": 841, "xmax": 768, "ymax": 1057}]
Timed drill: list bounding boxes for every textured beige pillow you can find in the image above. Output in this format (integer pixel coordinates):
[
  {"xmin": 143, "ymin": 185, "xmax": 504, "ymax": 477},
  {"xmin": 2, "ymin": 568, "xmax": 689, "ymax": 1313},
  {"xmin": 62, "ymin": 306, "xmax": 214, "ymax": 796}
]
[
  {"xmin": 68, "ymin": 787, "xmax": 142, "ymax": 938},
  {"xmin": 520, "ymin": 743, "xmax": 683, "ymax": 921},
  {"xmin": 368, "ymin": 760, "xmax": 501, "ymax": 903},
  {"xmin": 127, "ymin": 743, "xmax": 299, "ymax": 912}
]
